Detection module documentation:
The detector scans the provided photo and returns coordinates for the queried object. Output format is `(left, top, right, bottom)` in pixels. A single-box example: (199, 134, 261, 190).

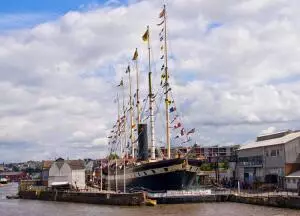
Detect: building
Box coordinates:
(41, 160, 52, 186)
(160, 145, 238, 161)
(286, 170, 300, 191)
(48, 158, 86, 189)
(0, 171, 27, 181)
(0, 163, 4, 172)
(237, 130, 300, 187)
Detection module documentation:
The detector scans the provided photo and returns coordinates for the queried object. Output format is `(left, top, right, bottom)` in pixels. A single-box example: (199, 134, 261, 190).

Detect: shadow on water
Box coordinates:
(1, 184, 299, 216)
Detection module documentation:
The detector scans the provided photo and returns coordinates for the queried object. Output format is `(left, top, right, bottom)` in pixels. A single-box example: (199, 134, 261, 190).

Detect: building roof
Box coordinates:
(239, 131, 300, 150)
(42, 160, 53, 169)
(286, 170, 300, 178)
(67, 160, 85, 170)
(51, 159, 85, 170)
(0, 171, 24, 176)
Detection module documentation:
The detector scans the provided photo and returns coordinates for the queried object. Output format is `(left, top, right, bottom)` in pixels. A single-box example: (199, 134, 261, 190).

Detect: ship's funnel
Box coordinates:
(138, 124, 148, 161)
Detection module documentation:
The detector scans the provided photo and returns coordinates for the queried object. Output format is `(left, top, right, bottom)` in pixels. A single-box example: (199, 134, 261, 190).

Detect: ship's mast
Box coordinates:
(134, 48, 140, 124)
(163, 5, 171, 159)
(145, 26, 156, 160)
(127, 66, 135, 158)
(100, 161, 103, 191)
(122, 79, 126, 192)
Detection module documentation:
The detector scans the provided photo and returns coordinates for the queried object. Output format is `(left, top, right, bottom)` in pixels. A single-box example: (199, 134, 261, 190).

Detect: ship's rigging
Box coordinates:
(107, 5, 196, 161)
(103, 5, 201, 192)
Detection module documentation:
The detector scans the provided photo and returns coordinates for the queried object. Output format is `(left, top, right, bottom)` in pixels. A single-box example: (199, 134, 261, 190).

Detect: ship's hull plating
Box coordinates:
(104, 158, 202, 192)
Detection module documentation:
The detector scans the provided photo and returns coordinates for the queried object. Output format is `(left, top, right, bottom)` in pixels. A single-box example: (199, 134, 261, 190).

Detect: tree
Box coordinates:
(108, 153, 119, 160)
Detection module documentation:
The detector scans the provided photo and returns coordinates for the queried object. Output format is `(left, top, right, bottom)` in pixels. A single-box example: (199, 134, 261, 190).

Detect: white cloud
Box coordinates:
(1, 0, 300, 161)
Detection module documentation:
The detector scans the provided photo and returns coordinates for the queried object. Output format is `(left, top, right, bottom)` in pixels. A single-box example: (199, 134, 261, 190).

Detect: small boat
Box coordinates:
(145, 198, 157, 206)
(0, 178, 8, 184)
(6, 195, 20, 199)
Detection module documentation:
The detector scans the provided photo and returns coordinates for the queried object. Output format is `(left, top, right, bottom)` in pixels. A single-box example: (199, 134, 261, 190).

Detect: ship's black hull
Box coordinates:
(127, 170, 197, 192)
(104, 158, 202, 192)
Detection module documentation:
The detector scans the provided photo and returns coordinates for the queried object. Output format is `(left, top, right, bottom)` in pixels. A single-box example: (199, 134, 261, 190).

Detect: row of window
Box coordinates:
(265, 149, 280, 157)
(286, 178, 299, 184)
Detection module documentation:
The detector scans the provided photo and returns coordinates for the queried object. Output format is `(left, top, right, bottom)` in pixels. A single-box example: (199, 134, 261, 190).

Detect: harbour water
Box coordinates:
(1, 183, 299, 216)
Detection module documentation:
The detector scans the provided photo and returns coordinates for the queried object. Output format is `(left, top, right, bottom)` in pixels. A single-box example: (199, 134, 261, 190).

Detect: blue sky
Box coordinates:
(0, 0, 109, 13)
(0, 0, 125, 30)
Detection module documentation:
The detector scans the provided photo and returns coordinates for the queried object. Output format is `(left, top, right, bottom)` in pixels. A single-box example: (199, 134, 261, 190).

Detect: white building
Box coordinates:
(237, 130, 300, 187)
(48, 158, 86, 189)
(286, 170, 300, 191)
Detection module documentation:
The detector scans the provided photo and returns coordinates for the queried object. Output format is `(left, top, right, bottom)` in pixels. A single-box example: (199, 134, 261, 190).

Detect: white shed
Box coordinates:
(286, 170, 300, 191)
(48, 158, 86, 189)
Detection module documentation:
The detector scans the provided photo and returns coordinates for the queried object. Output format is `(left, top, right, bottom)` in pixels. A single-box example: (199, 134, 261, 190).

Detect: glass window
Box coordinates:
(270, 150, 277, 157)
(265, 151, 269, 157)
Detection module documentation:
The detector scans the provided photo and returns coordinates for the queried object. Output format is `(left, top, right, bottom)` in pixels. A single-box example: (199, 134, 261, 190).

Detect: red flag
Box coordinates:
(174, 122, 181, 129)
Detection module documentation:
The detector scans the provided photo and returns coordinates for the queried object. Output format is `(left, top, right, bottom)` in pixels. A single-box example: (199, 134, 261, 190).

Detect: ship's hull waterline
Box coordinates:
(103, 158, 203, 192)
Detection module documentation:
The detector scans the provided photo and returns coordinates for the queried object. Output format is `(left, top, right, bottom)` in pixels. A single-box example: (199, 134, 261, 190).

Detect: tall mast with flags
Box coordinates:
(142, 26, 156, 160)
(158, 5, 171, 159)
(117, 80, 123, 156)
(132, 49, 140, 125)
(125, 65, 135, 158)
(132, 48, 139, 160)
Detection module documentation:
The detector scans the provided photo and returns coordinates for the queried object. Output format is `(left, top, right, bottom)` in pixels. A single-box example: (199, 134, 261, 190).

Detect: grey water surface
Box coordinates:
(1, 183, 299, 216)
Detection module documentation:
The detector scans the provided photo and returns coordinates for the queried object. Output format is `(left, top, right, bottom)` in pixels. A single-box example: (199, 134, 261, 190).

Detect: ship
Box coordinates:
(102, 5, 203, 192)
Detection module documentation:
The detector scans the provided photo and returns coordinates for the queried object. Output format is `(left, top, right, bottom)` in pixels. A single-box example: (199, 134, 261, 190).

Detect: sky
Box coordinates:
(1, 0, 300, 162)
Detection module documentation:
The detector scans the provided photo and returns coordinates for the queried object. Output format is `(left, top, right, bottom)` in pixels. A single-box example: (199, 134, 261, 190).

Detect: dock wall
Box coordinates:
(153, 194, 300, 209)
(227, 195, 300, 209)
(19, 190, 145, 206)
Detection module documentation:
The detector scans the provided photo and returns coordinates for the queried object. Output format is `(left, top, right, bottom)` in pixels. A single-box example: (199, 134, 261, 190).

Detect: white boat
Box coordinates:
(0, 178, 8, 184)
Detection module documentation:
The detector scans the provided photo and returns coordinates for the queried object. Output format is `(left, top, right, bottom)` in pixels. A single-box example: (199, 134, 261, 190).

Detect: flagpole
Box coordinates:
(107, 159, 110, 191)
(117, 92, 122, 157)
(122, 77, 126, 159)
(163, 5, 171, 159)
(146, 26, 156, 161)
(115, 158, 118, 192)
(100, 161, 103, 191)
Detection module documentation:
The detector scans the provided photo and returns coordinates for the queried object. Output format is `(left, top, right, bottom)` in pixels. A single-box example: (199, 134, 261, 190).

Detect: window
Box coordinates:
(270, 150, 277, 157)
(151, 170, 156, 174)
(276, 149, 280, 156)
(265, 151, 269, 157)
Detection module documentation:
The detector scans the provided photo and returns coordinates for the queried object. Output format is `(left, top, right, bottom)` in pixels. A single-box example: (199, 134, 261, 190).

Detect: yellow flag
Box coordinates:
(142, 29, 149, 42)
(132, 48, 138, 60)
(159, 8, 165, 18)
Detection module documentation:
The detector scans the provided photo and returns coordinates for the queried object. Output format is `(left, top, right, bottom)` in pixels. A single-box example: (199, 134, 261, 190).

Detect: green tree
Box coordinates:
(108, 153, 119, 160)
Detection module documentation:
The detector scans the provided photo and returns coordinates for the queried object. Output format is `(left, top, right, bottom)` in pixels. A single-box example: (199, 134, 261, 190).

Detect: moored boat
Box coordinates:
(0, 178, 8, 184)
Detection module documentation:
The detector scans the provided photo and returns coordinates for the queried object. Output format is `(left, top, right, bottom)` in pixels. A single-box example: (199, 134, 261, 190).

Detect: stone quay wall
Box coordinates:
(19, 190, 146, 206)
